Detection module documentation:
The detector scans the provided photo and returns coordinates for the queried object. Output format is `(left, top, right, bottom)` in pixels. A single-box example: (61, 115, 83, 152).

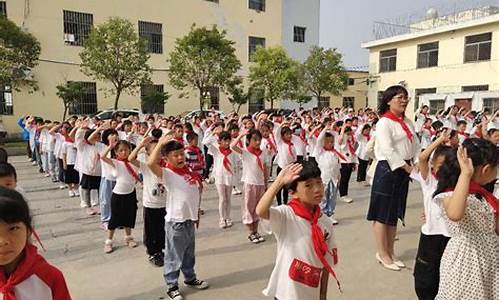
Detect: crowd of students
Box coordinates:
(1, 84, 498, 300)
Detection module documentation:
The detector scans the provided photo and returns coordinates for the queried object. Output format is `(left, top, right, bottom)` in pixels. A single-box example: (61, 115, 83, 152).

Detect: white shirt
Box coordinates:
(112, 160, 138, 194)
(355, 130, 371, 161)
(292, 134, 307, 157)
(139, 157, 165, 208)
(260, 136, 277, 166)
(96, 142, 116, 181)
(162, 168, 200, 222)
(336, 134, 356, 164)
(374, 117, 420, 171)
(240, 148, 267, 185)
(54, 133, 64, 159)
(273, 125, 297, 168)
(317, 150, 341, 184)
(61, 142, 77, 165)
(204, 138, 237, 186)
(75, 128, 101, 176)
(410, 169, 450, 237)
(262, 205, 337, 300)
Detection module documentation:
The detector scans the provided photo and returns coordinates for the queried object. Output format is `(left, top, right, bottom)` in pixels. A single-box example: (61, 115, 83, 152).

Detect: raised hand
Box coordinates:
(457, 146, 474, 178)
(276, 163, 303, 186)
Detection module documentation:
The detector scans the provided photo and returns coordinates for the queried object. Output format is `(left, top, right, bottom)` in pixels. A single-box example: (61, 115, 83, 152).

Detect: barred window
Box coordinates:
(462, 85, 489, 92)
(417, 42, 438, 68)
(464, 32, 491, 62)
(342, 97, 354, 108)
(293, 26, 306, 43)
(414, 88, 437, 110)
(379, 49, 397, 72)
(249, 0, 265, 12)
(205, 0, 219, 2)
(206, 87, 219, 110)
(0, 85, 13, 115)
(0, 2, 7, 17)
(483, 98, 499, 113)
(69, 82, 97, 115)
(138, 21, 163, 54)
(248, 36, 265, 62)
(140, 84, 165, 114)
(63, 10, 93, 46)
(318, 96, 330, 109)
(248, 88, 265, 114)
(429, 99, 445, 115)
(347, 78, 355, 85)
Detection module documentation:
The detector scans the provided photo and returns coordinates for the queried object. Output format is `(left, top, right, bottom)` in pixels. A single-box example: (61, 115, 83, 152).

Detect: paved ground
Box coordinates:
(14, 155, 424, 300)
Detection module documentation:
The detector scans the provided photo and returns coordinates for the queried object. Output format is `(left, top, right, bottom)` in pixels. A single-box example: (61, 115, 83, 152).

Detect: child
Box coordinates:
(97, 128, 119, 230)
(336, 123, 356, 203)
(129, 133, 166, 267)
(273, 123, 296, 205)
(259, 121, 277, 180)
(420, 118, 434, 150)
(0, 187, 72, 299)
(100, 139, 140, 254)
(0, 162, 17, 190)
(256, 161, 340, 300)
(147, 137, 209, 300)
(231, 129, 268, 244)
(228, 123, 243, 195)
(411, 130, 454, 299)
(184, 132, 205, 177)
(433, 138, 498, 299)
(203, 129, 238, 228)
(61, 129, 80, 197)
(456, 120, 469, 144)
(355, 123, 372, 185)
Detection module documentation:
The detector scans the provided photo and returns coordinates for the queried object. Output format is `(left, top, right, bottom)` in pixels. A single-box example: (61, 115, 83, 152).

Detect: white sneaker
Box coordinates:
(31, 161, 37, 166)
(74, 190, 80, 197)
(232, 188, 242, 195)
(341, 197, 353, 203)
(330, 216, 339, 225)
(68, 190, 75, 197)
(44, 173, 51, 177)
(59, 185, 67, 190)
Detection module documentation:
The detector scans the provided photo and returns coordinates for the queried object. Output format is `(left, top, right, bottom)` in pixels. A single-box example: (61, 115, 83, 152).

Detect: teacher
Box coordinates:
(367, 85, 420, 271)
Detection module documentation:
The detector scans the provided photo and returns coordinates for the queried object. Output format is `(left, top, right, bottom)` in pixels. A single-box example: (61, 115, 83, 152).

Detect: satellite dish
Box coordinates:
(426, 8, 438, 20)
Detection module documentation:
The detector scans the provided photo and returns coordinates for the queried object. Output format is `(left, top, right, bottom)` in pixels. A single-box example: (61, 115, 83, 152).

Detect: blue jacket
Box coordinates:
(17, 117, 30, 141)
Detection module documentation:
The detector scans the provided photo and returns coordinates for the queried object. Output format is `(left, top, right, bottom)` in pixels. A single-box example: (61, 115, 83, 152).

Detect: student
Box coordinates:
(184, 132, 205, 177)
(148, 137, 209, 300)
(420, 118, 434, 150)
(259, 121, 277, 179)
(257, 161, 340, 300)
(411, 130, 454, 300)
(100, 139, 140, 254)
(61, 129, 80, 197)
(0, 188, 72, 300)
(0, 163, 17, 190)
(433, 139, 498, 299)
(355, 123, 372, 185)
(97, 128, 119, 230)
(456, 120, 469, 144)
(273, 123, 297, 205)
(231, 129, 268, 244)
(336, 123, 356, 203)
(228, 123, 243, 195)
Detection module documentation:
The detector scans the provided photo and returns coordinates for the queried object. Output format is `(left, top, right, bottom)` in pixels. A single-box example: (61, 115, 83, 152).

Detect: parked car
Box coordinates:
(182, 109, 226, 121)
(263, 108, 295, 117)
(94, 109, 142, 120)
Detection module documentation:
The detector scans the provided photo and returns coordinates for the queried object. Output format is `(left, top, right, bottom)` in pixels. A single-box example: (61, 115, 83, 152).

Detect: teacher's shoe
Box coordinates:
(376, 253, 400, 271)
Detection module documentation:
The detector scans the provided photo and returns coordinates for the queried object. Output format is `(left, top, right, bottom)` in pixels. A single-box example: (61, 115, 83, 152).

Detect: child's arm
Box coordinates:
(320, 269, 329, 300)
(230, 130, 247, 154)
(272, 122, 283, 145)
(128, 136, 151, 164)
(442, 146, 473, 221)
(337, 124, 346, 145)
(147, 135, 170, 178)
(417, 129, 450, 180)
(100, 142, 116, 168)
(256, 163, 303, 219)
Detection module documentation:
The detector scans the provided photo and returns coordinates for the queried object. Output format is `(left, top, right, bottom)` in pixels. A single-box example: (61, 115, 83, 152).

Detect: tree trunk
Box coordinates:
(199, 90, 204, 114)
(270, 98, 274, 109)
(63, 105, 67, 121)
(236, 103, 242, 114)
(114, 89, 122, 110)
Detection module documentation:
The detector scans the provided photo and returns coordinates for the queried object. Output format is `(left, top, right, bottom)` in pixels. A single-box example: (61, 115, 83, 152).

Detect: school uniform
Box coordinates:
(355, 129, 371, 182)
(292, 133, 307, 161)
(107, 159, 139, 230)
(75, 128, 102, 208)
(61, 141, 79, 184)
(184, 145, 205, 176)
(96, 142, 117, 225)
(260, 135, 277, 177)
(240, 147, 267, 225)
(337, 133, 357, 198)
(316, 129, 341, 217)
(273, 124, 296, 205)
(420, 126, 434, 150)
(54, 133, 65, 183)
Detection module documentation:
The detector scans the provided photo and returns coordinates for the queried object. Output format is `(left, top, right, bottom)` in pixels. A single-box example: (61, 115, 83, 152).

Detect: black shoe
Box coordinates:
(166, 286, 183, 300)
(184, 278, 209, 290)
(148, 253, 164, 267)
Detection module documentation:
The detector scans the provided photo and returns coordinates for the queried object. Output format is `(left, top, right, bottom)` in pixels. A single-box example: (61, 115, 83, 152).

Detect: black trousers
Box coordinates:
(26, 141, 32, 159)
(276, 166, 289, 205)
(308, 156, 317, 166)
(202, 146, 214, 179)
(357, 158, 369, 182)
(58, 158, 65, 182)
(296, 155, 304, 162)
(413, 233, 450, 300)
(143, 207, 166, 256)
(339, 163, 355, 197)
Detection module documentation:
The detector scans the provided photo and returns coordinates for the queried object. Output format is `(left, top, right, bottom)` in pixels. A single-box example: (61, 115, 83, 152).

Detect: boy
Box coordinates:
(456, 120, 469, 144)
(184, 132, 205, 177)
(148, 137, 209, 300)
(256, 161, 340, 300)
(0, 162, 17, 190)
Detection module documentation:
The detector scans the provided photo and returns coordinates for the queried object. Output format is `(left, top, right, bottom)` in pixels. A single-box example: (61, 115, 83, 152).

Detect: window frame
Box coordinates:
(68, 82, 98, 115)
(379, 48, 397, 73)
(318, 96, 330, 109)
(429, 99, 446, 115)
(483, 97, 499, 113)
(464, 32, 492, 63)
(249, 0, 265, 12)
(248, 36, 266, 62)
(140, 84, 165, 114)
(417, 41, 439, 68)
(342, 96, 355, 109)
(138, 21, 163, 54)
(461, 85, 489, 92)
(63, 10, 94, 47)
(0, 85, 13, 115)
(293, 26, 306, 43)
(414, 88, 437, 111)
(0, 2, 7, 17)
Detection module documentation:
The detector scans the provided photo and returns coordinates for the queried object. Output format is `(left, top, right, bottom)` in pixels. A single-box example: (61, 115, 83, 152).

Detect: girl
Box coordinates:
(355, 124, 372, 185)
(100, 139, 140, 254)
(231, 129, 268, 244)
(273, 123, 296, 205)
(97, 128, 119, 230)
(259, 121, 277, 179)
(420, 118, 434, 150)
(0, 188, 71, 299)
(61, 127, 79, 197)
(433, 139, 498, 299)
(336, 123, 357, 203)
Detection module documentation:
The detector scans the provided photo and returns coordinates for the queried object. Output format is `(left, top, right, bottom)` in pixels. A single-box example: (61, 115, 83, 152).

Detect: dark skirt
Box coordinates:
(108, 190, 138, 230)
(64, 165, 79, 184)
(80, 174, 101, 190)
(366, 160, 410, 226)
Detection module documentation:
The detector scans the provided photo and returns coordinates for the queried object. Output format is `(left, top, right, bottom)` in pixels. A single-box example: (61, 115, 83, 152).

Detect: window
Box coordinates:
(206, 87, 219, 110)
(414, 88, 437, 111)
(318, 96, 330, 109)
(379, 49, 397, 72)
(138, 21, 163, 54)
(63, 10, 93, 46)
(429, 99, 445, 115)
(205, 0, 219, 2)
(377, 91, 384, 107)
(342, 97, 355, 108)
(249, 0, 265, 12)
(462, 85, 489, 92)
(248, 88, 265, 114)
(0, 86, 13, 115)
(417, 42, 438, 68)
(347, 78, 355, 86)
(69, 82, 97, 115)
(483, 98, 499, 113)
(293, 26, 306, 43)
(0, 2, 6, 17)
(140, 84, 165, 114)
(464, 32, 492, 62)
(248, 36, 265, 62)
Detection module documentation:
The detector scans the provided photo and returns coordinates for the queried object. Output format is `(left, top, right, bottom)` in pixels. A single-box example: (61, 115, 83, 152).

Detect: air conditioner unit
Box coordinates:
(64, 33, 75, 43)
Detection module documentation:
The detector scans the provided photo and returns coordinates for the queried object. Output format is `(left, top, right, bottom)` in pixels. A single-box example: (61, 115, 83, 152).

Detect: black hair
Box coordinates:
(184, 122, 194, 133)
(432, 145, 454, 162)
(0, 147, 8, 164)
(44, 120, 51, 124)
(219, 131, 231, 141)
(0, 163, 17, 180)
(113, 140, 132, 154)
(186, 132, 198, 142)
(335, 120, 344, 128)
(246, 129, 262, 145)
(280, 126, 292, 137)
(288, 160, 322, 192)
(361, 123, 372, 132)
(162, 140, 184, 156)
(101, 128, 118, 145)
(260, 121, 272, 130)
(84, 128, 96, 141)
(228, 123, 239, 132)
(0, 187, 32, 230)
(378, 85, 409, 115)
(122, 120, 133, 127)
(457, 120, 467, 127)
(488, 128, 499, 136)
(151, 128, 163, 139)
(431, 120, 443, 131)
(324, 132, 334, 139)
(434, 138, 499, 197)
(173, 123, 183, 130)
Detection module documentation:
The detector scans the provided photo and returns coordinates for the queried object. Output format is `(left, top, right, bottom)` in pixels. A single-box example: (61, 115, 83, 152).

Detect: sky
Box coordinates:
(319, 0, 499, 69)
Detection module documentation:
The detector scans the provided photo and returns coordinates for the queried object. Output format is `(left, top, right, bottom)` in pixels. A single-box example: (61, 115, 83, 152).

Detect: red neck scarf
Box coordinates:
(458, 131, 469, 138)
(445, 181, 498, 218)
(117, 158, 142, 183)
(324, 147, 347, 162)
(186, 145, 205, 167)
(237, 140, 243, 149)
(298, 130, 309, 145)
(288, 199, 341, 291)
(475, 127, 483, 138)
(64, 134, 74, 143)
(422, 125, 435, 137)
(362, 133, 371, 141)
(347, 135, 356, 155)
(247, 146, 265, 173)
(166, 163, 202, 188)
(0, 244, 41, 300)
(175, 136, 184, 144)
(383, 111, 413, 142)
(265, 136, 276, 153)
(284, 140, 296, 160)
(219, 146, 233, 174)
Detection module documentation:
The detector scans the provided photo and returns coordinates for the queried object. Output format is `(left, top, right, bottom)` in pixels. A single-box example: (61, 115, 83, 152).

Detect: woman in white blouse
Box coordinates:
(367, 85, 420, 271)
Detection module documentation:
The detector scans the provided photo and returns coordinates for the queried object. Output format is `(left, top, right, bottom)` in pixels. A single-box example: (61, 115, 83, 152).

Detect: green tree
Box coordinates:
(168, 25, 241, 112)
(226, 77, 249, 113)
(249, 46, 299, 109)
(0, 17, 41, 91)
(56, 81, 85, 120)
(140, 87, 170, 113)
(300, 46, 348, 104)
(79, 17, 151, 109)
